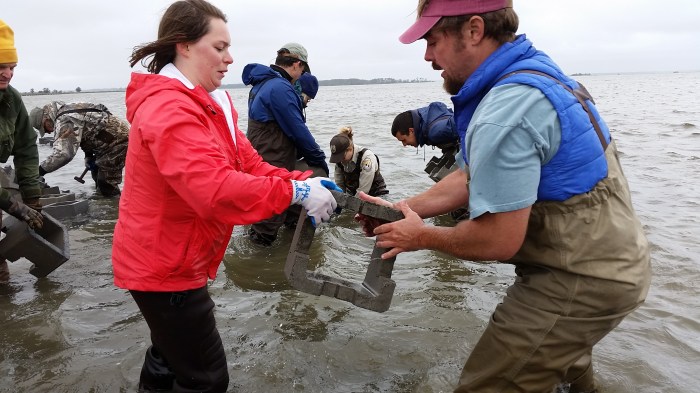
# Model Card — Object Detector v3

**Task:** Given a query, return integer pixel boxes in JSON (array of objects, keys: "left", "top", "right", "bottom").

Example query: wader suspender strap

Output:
[
  {"left": 56, "top": 106, "right": 112, "bottom": 120},
  {"left": 356, "top": 148, "right": 381, "bottom": 171},
  {"left": 498, "top": 70, "right": 609, "bottom": 150}
]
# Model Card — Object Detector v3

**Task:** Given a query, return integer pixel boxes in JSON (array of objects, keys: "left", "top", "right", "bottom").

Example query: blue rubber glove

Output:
[
  {"left": 290, "top": 178, "right": 340, "bottom": 227},
  {"left": 320, "top": 179, "right": 343, "bottom": 193},
  {"left": 321, "top": 180, "right": 344, "bottom": 214}
]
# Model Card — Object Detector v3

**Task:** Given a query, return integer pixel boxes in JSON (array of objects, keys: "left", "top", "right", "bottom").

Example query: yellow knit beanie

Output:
[{"left": 0, "top": 19, "right": 18, "bottom": 64}]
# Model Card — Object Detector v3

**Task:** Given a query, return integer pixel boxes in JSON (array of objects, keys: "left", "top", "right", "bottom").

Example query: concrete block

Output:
[
  {"left": 42, "top": 199, "right": 89, "bottom": 219},
  {"left": 41, "top": 186, "right": 62, "bottom": 196},
  {"left": 284, "top": 190, "right": 403, "bottom": 313},
  {"left": 38, "top": 136, "right": 54, "bottom": 145},
  {"left": 0, "top": 213, "right": 70, "bottom": 278},
  {"left": 426, "top": 152, "right": 458, "bottom": 182},
  {"left": 39, "top": 192, "right": 75, "bottom": 205}
]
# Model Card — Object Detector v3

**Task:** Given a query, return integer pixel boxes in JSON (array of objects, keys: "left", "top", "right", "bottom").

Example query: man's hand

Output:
[
  {"left": 290, "top": 178, "right": 341, "bottom": 227},
  {"left": 373, "top": 201, "right": 425, "bottom": 259},
  {"left": 354, "top": 191, "right": 397, "bottom": 237},
  {"left": 6, "top": 196, "right": 43, "bottom": 229}
]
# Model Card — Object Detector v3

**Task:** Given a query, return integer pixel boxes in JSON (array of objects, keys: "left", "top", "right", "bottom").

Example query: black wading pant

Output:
[{"left": 130, "top": 286, "right": 228, "bottom": 392}]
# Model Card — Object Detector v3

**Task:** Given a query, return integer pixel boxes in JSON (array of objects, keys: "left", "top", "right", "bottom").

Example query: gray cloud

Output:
[{"left": 5, "top": 0, "right": 699, "bottom": 92}]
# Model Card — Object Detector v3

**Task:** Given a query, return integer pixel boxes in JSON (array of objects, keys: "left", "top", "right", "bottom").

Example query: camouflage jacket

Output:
[
  {"left": 0, "top": 86, "right": 41, "bottom": 208},
  {"left": 40, "top": 102, "right": 129, "bottom": 173}
]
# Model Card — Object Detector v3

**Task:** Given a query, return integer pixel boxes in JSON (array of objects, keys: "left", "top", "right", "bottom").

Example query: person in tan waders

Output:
[{"left": 357, "top": 1, "right": 651, "bottom": 392}]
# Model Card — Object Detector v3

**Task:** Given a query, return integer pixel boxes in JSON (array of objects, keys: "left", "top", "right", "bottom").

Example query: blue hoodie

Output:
[
  {"left": 242, "top": 63, "right": 327, "bottom": 172},
  {"left": 410, "top": 102, "right": 458, "bottom": 147}
]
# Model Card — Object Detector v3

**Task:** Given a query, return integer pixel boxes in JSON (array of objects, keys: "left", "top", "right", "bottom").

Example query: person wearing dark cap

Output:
[
  {"left": 330, "top": 126, "right": 388, "bottom": 197},
  {"left": 282, "top": 71, "right": 322, "bottom": 229},
  {"left": 0, "top": 19, "right": 44, "bottom": 284},
  {"left": 242, "top": 42, "right": 329, "bottom": 246},
  {"left": 357, "top": 1, "right": 650, "bottom": 391},
  {"left": 298, "top": 72, "right": 319, "bottom": 108}
]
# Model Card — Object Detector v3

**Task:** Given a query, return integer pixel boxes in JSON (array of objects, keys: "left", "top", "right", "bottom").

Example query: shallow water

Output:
[{"left": 1, "top": 72, "right": 699, "bottom": 392}]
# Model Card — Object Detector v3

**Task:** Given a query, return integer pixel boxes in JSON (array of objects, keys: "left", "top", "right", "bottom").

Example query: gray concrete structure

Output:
[
  {"left": 0, "top": 212, "right": 70, "bottom": 278},
  {"left": 285, "top": 190, "right": 404, "bottom": 312}
]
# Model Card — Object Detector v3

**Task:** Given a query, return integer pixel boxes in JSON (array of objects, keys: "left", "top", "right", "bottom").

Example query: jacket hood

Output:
[
  {"left": 409, "top": 109, "right": 425, "bottom": 146},
  {"left": 125, "top": 72, "right": 212, "bottom": 124},
  {"left": 241, "top": 63, "right": 280, "bottom": 86}
]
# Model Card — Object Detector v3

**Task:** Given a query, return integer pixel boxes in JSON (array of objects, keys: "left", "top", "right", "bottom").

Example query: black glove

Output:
[
  {"left": 85, "top": 157, "right": 98, "bottom": 172},
  {"left": 6, "top": 196, "right": 43, "bottom": 229}
]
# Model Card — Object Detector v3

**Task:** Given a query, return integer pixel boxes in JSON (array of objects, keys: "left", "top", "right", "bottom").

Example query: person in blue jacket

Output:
[
  {"left": 283, "top": 72, "right": 323, "bottom": 229},
  {"left": 391, "top": 101, "right": 467, "bottom": 220},
  {"left": 391, "top": 101, "right": 458, "bottom": 153},
  {"left": 242, "top": 43, "right": 329, "bottom": 246}
]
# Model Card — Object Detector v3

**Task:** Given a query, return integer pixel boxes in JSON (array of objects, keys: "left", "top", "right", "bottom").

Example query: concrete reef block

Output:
[
  {"left": 42, "top": 199, "right": 89, "bottom": 219},
  {"left": 38, "top": 136, "right": 54, "bottom": 145},
  {"left": 39, "top": 192, "right": 75, "bottom": 205},
  {"left": 424, "top": 152, "right": 458, "bottom": 183},
  {"left": 41, "top": 186, "right": 62, "bottom": 196},
  {"left": 0, "top": 213, "right": 70, "bottom": 278},
  {"left": 284, "top": 190, "right": 404, "bottom": 313}
]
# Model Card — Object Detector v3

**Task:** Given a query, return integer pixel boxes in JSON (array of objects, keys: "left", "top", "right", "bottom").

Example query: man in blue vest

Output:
[{"left": 358, "top": 1, "right": 651, "bottom": 392}]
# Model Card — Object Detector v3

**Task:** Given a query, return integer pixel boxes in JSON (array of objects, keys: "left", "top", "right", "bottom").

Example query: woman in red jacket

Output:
[{"left": 112, "top": 1, "right": 339, "bottom": 391}]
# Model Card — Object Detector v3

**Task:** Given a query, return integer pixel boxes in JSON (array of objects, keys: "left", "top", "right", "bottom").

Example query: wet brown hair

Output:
[
  {"left": 129, "top": 0, "right": 227, "bottom": 73},
  {"left": 417, "top": 0, "right": 519, "bottom": 45}
]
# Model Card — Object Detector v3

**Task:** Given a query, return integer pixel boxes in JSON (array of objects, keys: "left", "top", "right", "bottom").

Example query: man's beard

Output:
[
  {"left": 442, "top": 77, "right": 464, "bottom": 95},
  {"left": 433, "top": 62, "right": 464, "bottom": 95}
]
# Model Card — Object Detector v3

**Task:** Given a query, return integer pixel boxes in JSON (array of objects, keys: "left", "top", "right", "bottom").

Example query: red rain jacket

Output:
[{"left": 112, "top": 73, "right": 310, "bottom": 291}]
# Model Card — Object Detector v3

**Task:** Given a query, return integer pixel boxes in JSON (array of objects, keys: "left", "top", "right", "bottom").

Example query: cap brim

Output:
[
  {"left": 399, "top": 15, "right": 441, "bottom": 44},
  {"left": 329, "top": 152, "right": 344, "bottom": 163}
]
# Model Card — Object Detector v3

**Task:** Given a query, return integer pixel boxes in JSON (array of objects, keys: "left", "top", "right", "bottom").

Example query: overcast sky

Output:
[{"left": 5, "top": 0, "right": 700, "bottom": 92}]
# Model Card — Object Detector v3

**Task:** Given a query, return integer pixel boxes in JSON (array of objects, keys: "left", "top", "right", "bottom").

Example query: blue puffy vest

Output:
[{"left": 452, "top": 35, "right": 610, "bottom": 201}]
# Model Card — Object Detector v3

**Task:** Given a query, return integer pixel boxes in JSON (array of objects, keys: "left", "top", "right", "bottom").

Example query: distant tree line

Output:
[
  {"left": 319, "top": 77, "right": 431, "bottom": 86},
  {"left": 221, "top": 77, "right": 432, "bottom": 89},
  {"left": 22, "top": 86, "right": 83, "bottom": 95},
  {"left": 21, "top": 77, "right": 432, "bottom": 95},
  {"left": 21, "top": 86, "right": 126, "bottom": 96}
]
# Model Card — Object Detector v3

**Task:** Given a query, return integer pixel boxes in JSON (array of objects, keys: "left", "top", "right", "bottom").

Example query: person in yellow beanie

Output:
[{"left": 0, "top": 19, "right": 44, "bottom": 284}]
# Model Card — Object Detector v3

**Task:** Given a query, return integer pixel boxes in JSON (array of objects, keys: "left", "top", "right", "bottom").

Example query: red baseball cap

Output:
[{"left": 399, "top": 0, "right": 512, "bottom": 44}]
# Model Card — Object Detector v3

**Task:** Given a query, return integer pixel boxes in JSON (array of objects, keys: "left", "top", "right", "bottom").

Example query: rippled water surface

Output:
[{"left": 2, "top": 72, "right": 699, "bottom": 392}]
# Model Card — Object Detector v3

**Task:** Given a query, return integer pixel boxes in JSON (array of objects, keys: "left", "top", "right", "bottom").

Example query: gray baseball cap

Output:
[{"left": 278, "top": 42, "right": 310, "bottom": 73}]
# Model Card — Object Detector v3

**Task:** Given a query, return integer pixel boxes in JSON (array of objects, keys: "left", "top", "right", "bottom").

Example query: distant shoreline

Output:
[
  {"left": 20, "top": 77, "right": 434, "bottom": 96},
  {"left": 20, "top": 70, "right": 700, "bottom": 96}
]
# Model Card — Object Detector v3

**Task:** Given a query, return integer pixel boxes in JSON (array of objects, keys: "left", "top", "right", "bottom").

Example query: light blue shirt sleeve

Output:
[{"left": 465, "top": 84, "right": 561, "bottom": 219}]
